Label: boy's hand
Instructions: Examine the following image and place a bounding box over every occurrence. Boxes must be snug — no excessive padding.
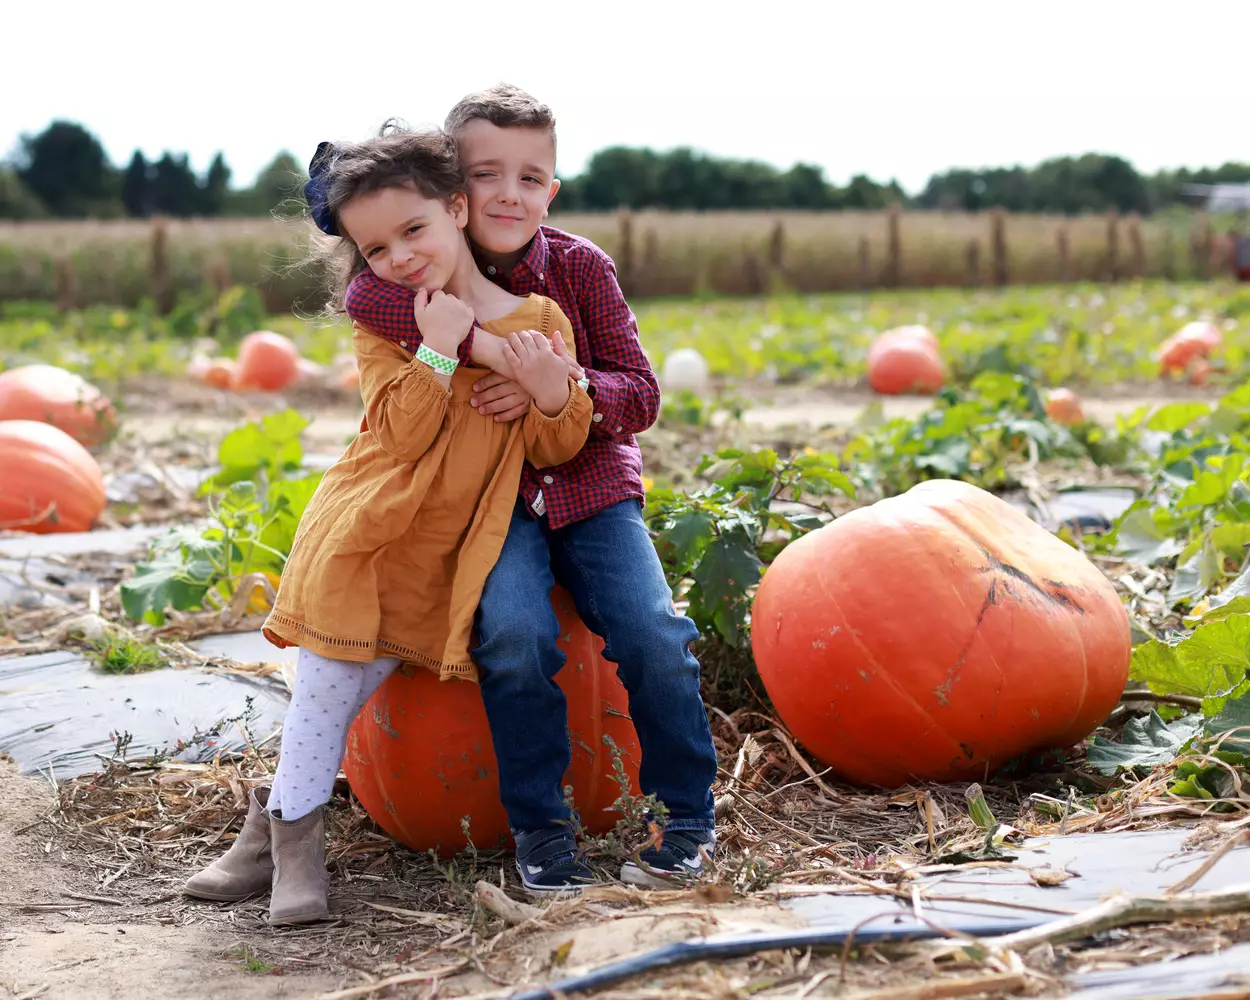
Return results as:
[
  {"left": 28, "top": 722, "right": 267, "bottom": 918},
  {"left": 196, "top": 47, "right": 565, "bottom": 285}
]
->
[
  {"left": 414, "top": 289, "right": 474, "bottom": 357},
  {"left": 502, "top": 331, "right": 571, "bottom": 417},
  {"left": 471, "top": 371, "right": 533, "bottom": 422}
]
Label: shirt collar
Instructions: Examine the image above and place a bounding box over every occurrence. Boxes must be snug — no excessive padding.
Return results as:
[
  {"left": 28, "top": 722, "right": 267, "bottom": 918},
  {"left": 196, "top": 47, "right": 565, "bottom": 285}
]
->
[{"left": 512, "top": 227, "right": 550, "bottom": 280}]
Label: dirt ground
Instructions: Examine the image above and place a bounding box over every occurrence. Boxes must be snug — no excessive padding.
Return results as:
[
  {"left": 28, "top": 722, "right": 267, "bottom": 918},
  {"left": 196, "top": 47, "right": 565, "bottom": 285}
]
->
[
  {"left": 113, "top": 375, "right": 1216, "bottom": 455},
  {"left": 4, "top": 374, "right": 1245, "bottom": 999},
  {"left": 0, "top": 755, "right": 344, "bottom": 1000}
]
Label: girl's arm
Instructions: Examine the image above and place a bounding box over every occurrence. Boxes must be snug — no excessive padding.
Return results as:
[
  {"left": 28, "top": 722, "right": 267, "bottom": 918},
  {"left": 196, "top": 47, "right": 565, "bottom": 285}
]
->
[
  {"left": 522, "top": 377, "right": 593, "bottom": 469},
  {"left": 354, "top": 324, "right": 453, "bottom": 462}
]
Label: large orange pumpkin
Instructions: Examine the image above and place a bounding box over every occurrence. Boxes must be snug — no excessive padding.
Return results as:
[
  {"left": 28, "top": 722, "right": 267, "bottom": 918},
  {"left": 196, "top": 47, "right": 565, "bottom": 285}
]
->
[
  {"left": 751, "top": 480, "right": 1131, "bottom": 788},
  {"left": 231, "top": 331, "right": 300, "bottom": 392},
  {"left": 0, "top": 420, "right": 107, "bottom": 534},
  {"left": 867, "top": 327, "right": 945, "bottom": 395},
  {"left": 0, "top": 364, "right": 117, "bottom": 446},
  {"left": 343, "top": 586, "right": 641, "bottom": 856}
]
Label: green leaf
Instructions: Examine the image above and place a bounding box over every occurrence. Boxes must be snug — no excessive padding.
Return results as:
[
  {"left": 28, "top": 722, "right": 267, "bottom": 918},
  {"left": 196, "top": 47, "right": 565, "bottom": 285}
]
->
[
  {"left": 1210, "top": 522, "right": 1250, "bottom": 560},
  {"left": 1167, "top": 536, "right": 1221, "bottom": 606},
  {"left": 1205, "top": 686, "right": 1250, "bottom": 756},
  {"left": 1192, "top": 595, "right": 1250, "bottom": 625},
  {"left": 120, "top": 528, "right": 222, "bottom": 625},
  {"left": 915, "top": 437, "right": 971, "bottom": 477},
  {"left": 1086, "top": 711, "right": 1204, "bottom": 775},
  {"left": 655, "top": 511, "right": 716, "bottom": 577},
  {"left": 1146, "top": 403, "right": 1211, "bottom": 434},
  {"left": 691, "top": 530, "right": 764, "bottom": 646},
  {"left": 1114, "top": 507, "right": 1184, "bottom": 565},
  {"left": 1130, "top": 613, "right": 1250, "bottom": 713},
  {"left": 204, "top": 409, "right": 310, "bottom": 492},
  {"left": 1177, "top": 454, "right": 1248, "bottom": 509}
]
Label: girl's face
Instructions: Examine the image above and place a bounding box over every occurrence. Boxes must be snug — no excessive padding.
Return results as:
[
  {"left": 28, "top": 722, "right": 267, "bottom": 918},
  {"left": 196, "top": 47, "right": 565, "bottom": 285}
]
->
[{"left": 340, "top": 184, "right": 468, "bottom": 291}]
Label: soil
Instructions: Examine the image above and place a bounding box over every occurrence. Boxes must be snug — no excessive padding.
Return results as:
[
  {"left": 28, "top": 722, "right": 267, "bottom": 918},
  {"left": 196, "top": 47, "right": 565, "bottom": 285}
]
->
[{"left": 0, "top": 755, "right": 341, "bottom": 1000}]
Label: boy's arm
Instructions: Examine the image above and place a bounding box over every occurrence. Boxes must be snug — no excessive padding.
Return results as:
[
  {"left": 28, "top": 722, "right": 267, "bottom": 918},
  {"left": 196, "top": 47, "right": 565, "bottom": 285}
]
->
[
  {"left": 575, "top": 250, "right": 660, "bottom": 441},
  {"left": 346, "top": 269, "right": 491, "bottom": 368}
]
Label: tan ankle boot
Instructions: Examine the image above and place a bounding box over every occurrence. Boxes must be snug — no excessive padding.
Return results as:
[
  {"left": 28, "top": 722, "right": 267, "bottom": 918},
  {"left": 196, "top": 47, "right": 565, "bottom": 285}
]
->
[
  {"left": 268, "top": 805, "right": 330, "bottom": 925},
  {"left": 184, "top": 786, "right": 274, "bottom": 901}
]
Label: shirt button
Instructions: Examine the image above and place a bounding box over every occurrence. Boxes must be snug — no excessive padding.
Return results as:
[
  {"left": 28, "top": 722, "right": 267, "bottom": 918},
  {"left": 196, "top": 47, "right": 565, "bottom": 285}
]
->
[
  {"left": 399, "top": 341, "right": 407, "bottom": 348},
  {"left": 486, "top": 265, "right": 497, "bottom": 275},
  {"left": 592, "top": 413, "right": 603, "bottom": 423},
  {"left": 543, "top": 475, "right": 554, "bottom": 484},
  {"left": 616, "top": 426, "right": 623, "bottom": 433},
  {"left": 538, "top": 272, "right": 545, "bottom": 282}
]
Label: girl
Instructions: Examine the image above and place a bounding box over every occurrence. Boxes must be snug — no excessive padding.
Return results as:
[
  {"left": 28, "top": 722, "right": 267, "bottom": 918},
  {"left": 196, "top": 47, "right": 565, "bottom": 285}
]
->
[{"left": 183, "top": 127, "right": 593, "bottom": 925}]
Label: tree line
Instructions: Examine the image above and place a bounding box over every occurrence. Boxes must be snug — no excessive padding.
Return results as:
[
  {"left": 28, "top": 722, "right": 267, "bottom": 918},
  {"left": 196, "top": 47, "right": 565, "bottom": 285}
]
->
[{"left": 3, "top": 120, "right": 1248, "bottom": 222}]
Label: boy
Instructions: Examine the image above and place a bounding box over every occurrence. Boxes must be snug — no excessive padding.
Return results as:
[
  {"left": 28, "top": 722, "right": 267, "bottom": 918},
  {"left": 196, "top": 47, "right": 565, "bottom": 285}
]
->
[{"left": 344, "top": 84, "right": 718, "bottom": 894}]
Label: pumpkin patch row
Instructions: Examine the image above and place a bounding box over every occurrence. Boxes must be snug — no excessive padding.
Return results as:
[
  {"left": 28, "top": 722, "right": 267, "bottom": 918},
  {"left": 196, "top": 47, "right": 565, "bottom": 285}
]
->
[{"left": 187, "top": 330, "right": 360, "bottom": 393}]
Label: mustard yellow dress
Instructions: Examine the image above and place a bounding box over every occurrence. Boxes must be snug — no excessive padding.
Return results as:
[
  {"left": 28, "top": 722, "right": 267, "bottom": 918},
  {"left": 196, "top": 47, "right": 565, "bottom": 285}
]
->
[{"left": 263, "top": 293, "right": 591, "bottom": 681}]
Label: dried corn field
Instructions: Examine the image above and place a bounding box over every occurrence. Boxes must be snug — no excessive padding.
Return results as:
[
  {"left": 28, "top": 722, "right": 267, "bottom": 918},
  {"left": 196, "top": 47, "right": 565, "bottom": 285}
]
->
[{"left": 0, "top": 209, "right": 1232, "bottom": 313}]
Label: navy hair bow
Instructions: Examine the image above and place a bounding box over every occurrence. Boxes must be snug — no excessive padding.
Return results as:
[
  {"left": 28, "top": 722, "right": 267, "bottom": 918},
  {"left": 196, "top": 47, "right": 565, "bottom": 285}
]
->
[{"left": 305, "top": 141, "right": 338, "bottom": 236}]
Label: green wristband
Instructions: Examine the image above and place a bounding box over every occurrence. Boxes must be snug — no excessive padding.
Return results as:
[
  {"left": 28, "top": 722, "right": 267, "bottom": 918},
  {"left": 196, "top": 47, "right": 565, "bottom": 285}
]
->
[{"left": 416, "top": 342, "right": 458, "bottom": 376}]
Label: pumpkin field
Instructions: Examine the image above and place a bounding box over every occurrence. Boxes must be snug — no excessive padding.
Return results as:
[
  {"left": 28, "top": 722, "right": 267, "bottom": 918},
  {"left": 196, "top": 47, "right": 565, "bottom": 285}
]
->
[{"left": 3, "top": 279, "right": 1250, "bottom": 1000}]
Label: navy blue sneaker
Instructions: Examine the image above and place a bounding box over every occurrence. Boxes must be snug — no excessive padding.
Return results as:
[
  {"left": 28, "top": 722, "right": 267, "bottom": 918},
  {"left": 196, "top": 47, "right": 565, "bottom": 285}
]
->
[
  {"left": 514, "top": 828, "right": 597, "bottom": 895},
  {"left": 620, "top": 829, "right": 715, "bottom": 888}
]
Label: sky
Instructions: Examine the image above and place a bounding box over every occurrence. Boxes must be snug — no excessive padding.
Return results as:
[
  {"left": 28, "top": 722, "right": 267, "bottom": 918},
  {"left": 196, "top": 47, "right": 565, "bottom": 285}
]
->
[{"left": 3, "top": 0, "right": 1248, "bottom": 196}]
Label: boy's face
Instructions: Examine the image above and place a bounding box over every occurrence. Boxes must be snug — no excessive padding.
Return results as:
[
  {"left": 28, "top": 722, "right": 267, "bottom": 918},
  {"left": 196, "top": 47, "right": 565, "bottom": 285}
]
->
[{"left": 458, "top": 120, "right": 560, "bottom": 260}]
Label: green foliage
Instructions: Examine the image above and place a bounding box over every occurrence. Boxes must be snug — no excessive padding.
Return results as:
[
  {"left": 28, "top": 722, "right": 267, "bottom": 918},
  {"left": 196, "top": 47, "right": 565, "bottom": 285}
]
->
[
  {"left": 120, "top": 409, "right": 321, "bottom": 626},
  {"left": 645, "top": 446, "right": 853, "bottom": 646},
  {"left": 1095, "top": 386, "right": 1250, "bottom": 610},
  {"left": 0, "top": 292, "right": 347, "bottom": 382},
  {"left": 86, "top": 635, "right": 167, "bottom": 675},
  {"left": 844, "top": 371, "right": 1094, "bottom": 496}
]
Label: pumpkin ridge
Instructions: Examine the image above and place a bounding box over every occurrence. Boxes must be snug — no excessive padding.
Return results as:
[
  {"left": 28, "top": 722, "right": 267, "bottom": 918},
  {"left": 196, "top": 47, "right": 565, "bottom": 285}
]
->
[
  {"left": 812, "top": 551, "right": 970, "bottom": 771},
  {"left": 907, "top": 497, "right": 1089, "bottom": 751}
]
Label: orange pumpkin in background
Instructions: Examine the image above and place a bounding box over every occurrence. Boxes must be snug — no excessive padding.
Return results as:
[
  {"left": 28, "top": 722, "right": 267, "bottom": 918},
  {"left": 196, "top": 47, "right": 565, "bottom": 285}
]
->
[
  {"left": 204, "top": 358, "right": 236, "bottom": 389},
  {"left": 0, "top": 420, "right": 107, "bottom": 534},
  {"left": 231, "top": 331, "right": 300, "bottom": 392},
  {"left": 0, "top": 364, "right": 117, "bottom": 446},
  {"left": 1157, "top": 321, "right": 1222, "bottom": 376},
  {"left": 750, "top": 480, "right": 1131, "bottom": 788},
  {"left": 343, "top": 586, "right": 641, "bottom": 856},
  {"left": 1044, "top": 387, "right": 1086, "bottom": 425},
  {"left": 867, "top": 326, "right": 945, "bottom": 395}
]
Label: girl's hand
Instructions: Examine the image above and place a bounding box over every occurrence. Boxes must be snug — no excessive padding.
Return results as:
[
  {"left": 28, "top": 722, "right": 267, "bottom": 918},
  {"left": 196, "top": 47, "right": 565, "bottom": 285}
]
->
[
  {"left": 502, "top": 331, "right": 571, "bottom": 417},
  {"left": 414, "top": 289, "right": 474, "bottom": 358},
  {"left": 552, "top": 330, "right": 585, "bottom": 382}
]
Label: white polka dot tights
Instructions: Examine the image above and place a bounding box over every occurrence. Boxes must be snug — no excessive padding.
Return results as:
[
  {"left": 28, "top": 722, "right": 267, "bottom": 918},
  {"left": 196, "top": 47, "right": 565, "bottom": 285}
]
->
[{"left": 267, "top": 650, "right": 399, "bottom": 821}]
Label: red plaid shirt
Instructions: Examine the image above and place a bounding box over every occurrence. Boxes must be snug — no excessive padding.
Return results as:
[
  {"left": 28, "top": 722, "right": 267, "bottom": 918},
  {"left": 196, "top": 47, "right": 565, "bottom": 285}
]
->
[{"left": 343, "top": 226, "right": 659, "bottom": 529}]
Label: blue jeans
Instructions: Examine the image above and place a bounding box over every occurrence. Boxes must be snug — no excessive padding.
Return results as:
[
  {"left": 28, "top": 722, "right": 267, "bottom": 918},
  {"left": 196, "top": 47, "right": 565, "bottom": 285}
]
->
[{"left": 473, "top": 498, "right": 718, "bottom": 834}]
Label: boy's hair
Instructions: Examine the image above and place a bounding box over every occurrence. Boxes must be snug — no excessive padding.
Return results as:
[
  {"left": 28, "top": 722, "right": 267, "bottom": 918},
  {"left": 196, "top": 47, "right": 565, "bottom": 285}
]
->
[
  {"left": 443, "top": 83, "right": 557, "bottom": 146},
  {"left": 314, "top": 121, "right": 466, "bottom": 313}
]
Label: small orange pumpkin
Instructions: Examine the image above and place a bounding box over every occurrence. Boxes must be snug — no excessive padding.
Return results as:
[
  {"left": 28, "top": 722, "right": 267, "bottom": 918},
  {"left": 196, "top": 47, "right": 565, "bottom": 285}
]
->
[
  {"left": 867, "top": 331, "right": 945, "bottom": 395},
  {"left": 204, "top": 358, "right": 236, "bottom": 389},
  {"left": 343, "top": 586, "right": 641, "bottom": 856},
  {"left": 0, "top": 364, "right": 117, "bottom": 447},
  {"left": 1045, "top": 387, "right": 1085, "bottom": 425},
  {"left": 751, "top": 479, "right": 1131, "bottom": 788},
  {"left": 231, "top": 331, "right": 300, "bottom": 392},
  {"left": 0, "top": 420, "right": 107, "bottom": 534}
]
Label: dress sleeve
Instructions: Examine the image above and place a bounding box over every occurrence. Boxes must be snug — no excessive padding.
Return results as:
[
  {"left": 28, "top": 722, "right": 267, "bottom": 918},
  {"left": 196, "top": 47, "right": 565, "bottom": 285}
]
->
[{"left": 354, "top": 322, "right": 452, "bottom": 462}]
